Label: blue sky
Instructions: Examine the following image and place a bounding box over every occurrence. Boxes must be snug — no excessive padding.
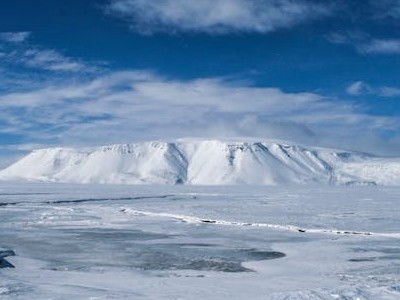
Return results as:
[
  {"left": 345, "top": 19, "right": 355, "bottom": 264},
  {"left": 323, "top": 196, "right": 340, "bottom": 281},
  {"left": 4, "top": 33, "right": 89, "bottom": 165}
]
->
[{"left": 1, "top": 0, "right": 400, "bottom": 166}]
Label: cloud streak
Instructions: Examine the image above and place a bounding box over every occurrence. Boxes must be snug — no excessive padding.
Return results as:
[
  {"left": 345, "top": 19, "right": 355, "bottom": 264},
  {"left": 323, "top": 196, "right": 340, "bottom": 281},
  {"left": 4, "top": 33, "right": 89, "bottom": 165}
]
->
[
  {"left": 0, "top": 32, "right": 96, "bottom": 73},
  {"left": 21, "top": 49, "right": 89, "bottom": 72},
  {"left": 370, "top": 0, "right": 400, "bottom": 19},
  {"left": 346, "top": 80, "right": 400, "bottom": 98},
  {"left": 360, "top": 39, "right": 400, "bottom": 54},
  {"left": 346, "top": 81, "right": 372, "bottom": 96},
  {"left": 329, "top": 32, "right": 400, "bottom": 55},
  {"left": 105, "top": 0, "right": 333, "bottom": 34},
  {"left": 380, "top": 86, "right": 400, "bottom": 97},
  {"left": 0, "top": 32, "right": 31, "bottom": 43}
]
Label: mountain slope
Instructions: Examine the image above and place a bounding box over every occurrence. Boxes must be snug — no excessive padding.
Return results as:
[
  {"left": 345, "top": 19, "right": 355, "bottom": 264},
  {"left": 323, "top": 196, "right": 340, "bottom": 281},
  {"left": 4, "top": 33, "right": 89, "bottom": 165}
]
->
[{"left": 0, "top": 140, "right": 399, "bottom": 185}]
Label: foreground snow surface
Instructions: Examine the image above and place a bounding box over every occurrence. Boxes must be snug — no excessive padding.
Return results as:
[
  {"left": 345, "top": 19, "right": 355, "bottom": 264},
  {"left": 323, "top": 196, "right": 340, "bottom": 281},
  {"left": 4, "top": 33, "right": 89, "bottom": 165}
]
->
[{"left": 0, "top": 184, "right": 400, "bottom": 299}]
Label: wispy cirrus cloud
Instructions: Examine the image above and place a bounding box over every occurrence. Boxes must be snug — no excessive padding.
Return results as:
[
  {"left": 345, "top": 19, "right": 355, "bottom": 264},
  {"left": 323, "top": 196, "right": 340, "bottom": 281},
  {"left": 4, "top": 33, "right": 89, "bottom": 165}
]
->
[
  {"left": 328, "top": 32, "right": 400, "bottom": 55},
  {"left": 380, "top": 86, "right": 400, "bottom": 97},
  {"left": 0, "top": 31, "right": 31, "bottom": 43},
  {"left": 21, "top": 49, "right": 89, "bottom": 72},
  {"left": 105, "top": 0, "right": 334, "bottom": 34},
  {"left": 370, "top": 0, "right": 400, "bottom": 19},
  {"left": 346, "top": 81, "right": 372, "bottom": 96},
  {"left": 346, "top": 80, "right": 400, "bottom": 98},
  {"left": 360, "top": 39, "right": 400, "bottom": 54},
  {"left": 325, "top": 1, "right": 400, "bottom": 55},
  {"left": 0, "top": 32, "right": 97, "bottom": 73}
]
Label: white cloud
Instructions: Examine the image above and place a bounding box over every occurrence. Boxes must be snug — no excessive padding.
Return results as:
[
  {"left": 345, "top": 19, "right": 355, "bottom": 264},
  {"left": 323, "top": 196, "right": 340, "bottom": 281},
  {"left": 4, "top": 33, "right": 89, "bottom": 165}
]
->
[
  {"left": 360, "top": 39, "right": 400, "bottom": 54},
  {"left": 0, "top": 38, "right": 96, "bottom": 73},
  {"left": 346, "top": 81, "right": 371, "bottom": 96},
  {"left": 0, "top": 71, "right": 398, "bottom": 155},
  {"left": 380, "top": 86, "right": 400, "bottom": 97},
  {"left": 328, "top": 33, "right": 400, "bottom": 55},
  {"left": 370, "top": 0, "right": 400, "bottom": 19},
  {"left": 21, "top": 49, "right": 88, "bottom": 72},
  {"left": 105, "top": 0, "right": 333, "bottom": 34},
  {"left": 346, "top": 81, "right": 400, "bottom": 98},
  {"left": 0, "top": 32, "right": 31, "bottom": 43}
]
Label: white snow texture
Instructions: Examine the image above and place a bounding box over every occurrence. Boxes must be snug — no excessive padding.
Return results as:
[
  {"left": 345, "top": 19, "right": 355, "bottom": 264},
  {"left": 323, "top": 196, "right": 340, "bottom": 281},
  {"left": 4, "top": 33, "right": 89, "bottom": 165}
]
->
[{"left": 0, "top": 139, "right": 399, "bottom": 185}]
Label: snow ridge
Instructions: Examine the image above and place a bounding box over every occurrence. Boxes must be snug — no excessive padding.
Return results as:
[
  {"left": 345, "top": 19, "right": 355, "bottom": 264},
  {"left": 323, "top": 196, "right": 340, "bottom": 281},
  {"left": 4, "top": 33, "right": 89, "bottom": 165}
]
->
[
  {"left": 0, "top": 140, "right": 399, "bottom": 185},
  {"left": 120, "top": 208, "right": 400, "bottom": 239}
]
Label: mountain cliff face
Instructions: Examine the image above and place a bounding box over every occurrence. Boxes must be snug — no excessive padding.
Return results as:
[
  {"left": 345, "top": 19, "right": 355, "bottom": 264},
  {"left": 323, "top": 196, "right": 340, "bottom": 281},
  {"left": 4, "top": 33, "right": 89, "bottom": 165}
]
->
[{"left": 0, "top": 140, "right": 399, "bottom": 185}]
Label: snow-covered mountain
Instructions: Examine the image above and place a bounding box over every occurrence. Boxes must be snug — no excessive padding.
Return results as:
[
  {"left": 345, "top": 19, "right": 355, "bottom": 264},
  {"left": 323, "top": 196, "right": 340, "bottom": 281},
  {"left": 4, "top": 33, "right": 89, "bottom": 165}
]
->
[{"left": 0, "top": 139, "right": 399, "bottom": 186}]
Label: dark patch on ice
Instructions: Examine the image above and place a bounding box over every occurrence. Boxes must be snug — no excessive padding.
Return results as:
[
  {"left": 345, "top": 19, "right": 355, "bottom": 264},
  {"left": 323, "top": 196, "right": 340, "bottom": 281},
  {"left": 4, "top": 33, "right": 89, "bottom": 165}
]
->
[
  {"left": 379, "top": 255, "right": 400, "bottom": 261},
  {"left": 298, "top": 229, "right": 306, "bottom": 233},
  {"left": 390, "top": 285, "right": 400, "bottom": 293},
  {"left": 134, "top": 246, "right": 285, "bottom": 273},
  {"left": 184, "top": 259, "right": 251, "bottom": 272},
  {"left": 0, "top": 250, "right": 15, "bottom": 258},
  {"left": 349, "top": 255, "right": 400, "bottom": 262},
  {"left": 0, "top": 195, "right": 175, "bottom": 207},
  {"left": 375, "top": 248, "right": 400, "bottom": 254},
  {"left": 68, "top": 228, "right": 172, "bottom": 241},
  {"left": 135, "top": 252, "right": 253, "bottom": 272},
  {"left": 0, "top": 202, "right": 18, "bottom": 207},
  {"left": 46, "top": 194, "right": 174, "bottom": 205},
  {"left": 198, "top": 219, "right": 253, "bottom": 226},
  {"left": 172, "top": 243, "right": 216, "bottom": 248},
  {"left": 166, "top": 197, "right": 187, "bottom": 201},
  {"left": 0, "top": 259, "right": 15, "bottom": 268},
  {"left": 353, "top": 247, "right": 400, "bottom": 254},
  {"left": 201, "top": 219, "right": 217, "bottom": 224},
  {"left": 350, "top": 247, "right": 400, "bottom": 262},
  {"left": 30, "top": 227, "right": 285, "bottom": 274},
  {"left": 334, "top": 230, "right": 372, "bottom": 236},
  {"left": 0, "top": 250, "right": 15, "bottom": 269},
  {"left": 370, "top": 217, "right": 385, "bottom": 221},
  {"left": 135, "top": 247, "right": 285, "bottom": 272},
  {"left": 240, "top": 249, "right": 286, "bottom": 261},
  {"left": 349, "top": 257, "right": 376, "bottom": 262},
  {"left": 0, "top": 193, "right": 52, "bottom": 196}
]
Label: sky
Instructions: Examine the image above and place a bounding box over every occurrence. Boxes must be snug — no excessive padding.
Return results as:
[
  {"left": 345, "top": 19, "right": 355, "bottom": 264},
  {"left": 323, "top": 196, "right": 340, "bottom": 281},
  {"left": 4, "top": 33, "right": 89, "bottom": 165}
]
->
[{"left": 1, "top": 0, "right": 400, "bottom": 166}]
